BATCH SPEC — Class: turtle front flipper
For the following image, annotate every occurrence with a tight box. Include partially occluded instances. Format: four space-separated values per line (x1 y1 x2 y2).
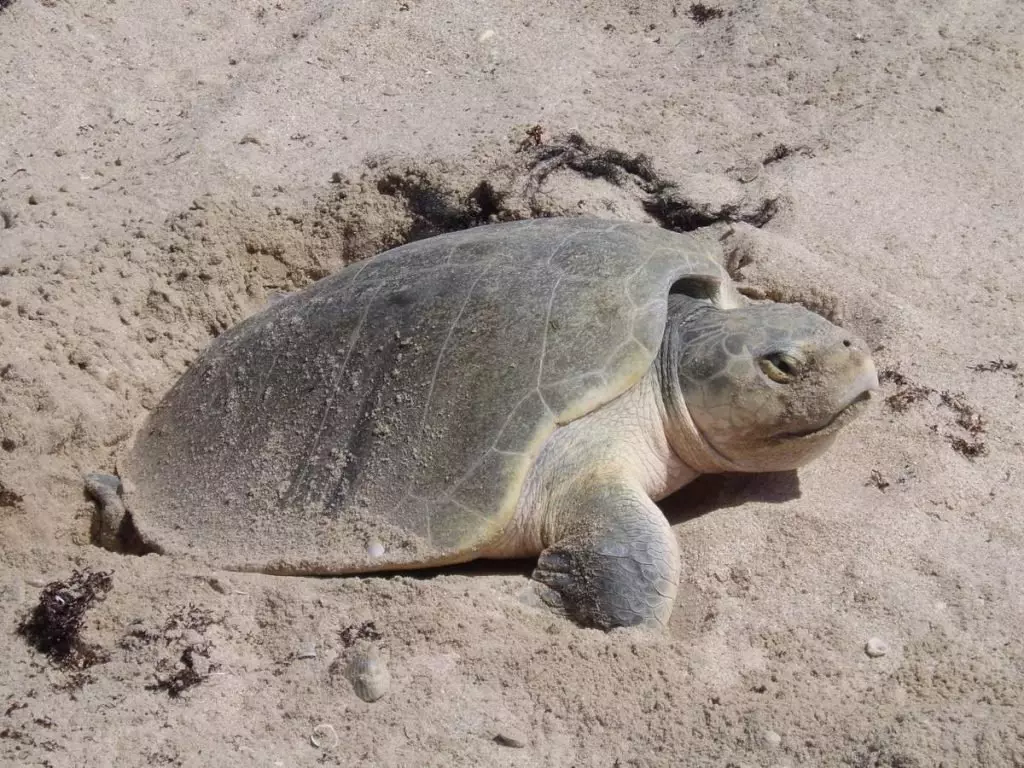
532 481 680 630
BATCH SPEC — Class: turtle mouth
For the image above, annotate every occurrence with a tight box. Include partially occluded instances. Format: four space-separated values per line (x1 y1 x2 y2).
779 389 876 440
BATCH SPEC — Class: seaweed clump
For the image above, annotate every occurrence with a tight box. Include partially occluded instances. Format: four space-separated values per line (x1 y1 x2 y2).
17 569 113 669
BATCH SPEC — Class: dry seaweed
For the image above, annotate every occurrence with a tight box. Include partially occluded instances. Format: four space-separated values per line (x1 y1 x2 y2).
688 3 724 25
17 570 112 669
145 646 215 699
339 620 382 648
879 369 988 459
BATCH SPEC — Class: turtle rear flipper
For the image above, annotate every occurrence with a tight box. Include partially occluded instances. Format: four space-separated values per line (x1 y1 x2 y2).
84 473 153 556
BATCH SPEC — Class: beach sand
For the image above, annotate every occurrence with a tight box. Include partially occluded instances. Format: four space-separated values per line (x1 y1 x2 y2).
1 1 1022 765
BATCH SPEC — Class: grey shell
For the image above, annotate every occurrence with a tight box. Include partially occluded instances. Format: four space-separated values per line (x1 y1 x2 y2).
119 218 737 572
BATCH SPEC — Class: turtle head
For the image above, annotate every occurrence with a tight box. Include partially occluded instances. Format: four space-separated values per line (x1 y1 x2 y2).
660 297 878 473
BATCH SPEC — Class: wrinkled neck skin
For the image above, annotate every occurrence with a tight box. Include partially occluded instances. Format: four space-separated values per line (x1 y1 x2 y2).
602 368 704 502
656 304 748 475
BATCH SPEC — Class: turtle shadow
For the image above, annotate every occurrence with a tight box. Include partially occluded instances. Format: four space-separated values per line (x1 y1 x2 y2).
395 471 802 581
660 470 802 526
394 557 539 580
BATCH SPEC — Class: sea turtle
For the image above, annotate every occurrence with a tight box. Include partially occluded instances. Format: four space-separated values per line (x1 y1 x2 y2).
88 217 878 629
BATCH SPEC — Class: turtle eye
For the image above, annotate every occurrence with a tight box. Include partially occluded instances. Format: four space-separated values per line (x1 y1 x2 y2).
759 352 801 383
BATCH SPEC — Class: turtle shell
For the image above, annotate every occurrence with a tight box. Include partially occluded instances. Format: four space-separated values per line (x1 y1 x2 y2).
119 218 737 572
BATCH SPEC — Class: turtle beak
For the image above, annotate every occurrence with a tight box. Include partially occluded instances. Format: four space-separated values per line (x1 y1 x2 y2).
840 354 880 410
776 348 878 441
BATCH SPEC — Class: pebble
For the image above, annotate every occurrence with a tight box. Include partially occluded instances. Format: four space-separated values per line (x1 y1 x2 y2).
346 645 391 702
367 539 385 559
205 576 233 594
186 651 212 677
181 629 204 647
763 729 782 748
295 643 317 660
310 723 338 749
865 637 889 658
493 730 527 748
735 161 763 184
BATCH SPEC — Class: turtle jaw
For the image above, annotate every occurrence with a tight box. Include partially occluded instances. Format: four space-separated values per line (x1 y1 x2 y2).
778 388 875 441
776 363 880 441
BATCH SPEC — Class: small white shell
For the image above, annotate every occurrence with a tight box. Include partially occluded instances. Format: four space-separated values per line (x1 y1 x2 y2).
366 539 385 559
310 723 338 749
346 646 391 702
865 637 890 658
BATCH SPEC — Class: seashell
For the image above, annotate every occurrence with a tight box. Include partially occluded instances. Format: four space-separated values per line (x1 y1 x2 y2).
734 161 763 184
345 645 391 702
310 723 337 749
295 643 317 660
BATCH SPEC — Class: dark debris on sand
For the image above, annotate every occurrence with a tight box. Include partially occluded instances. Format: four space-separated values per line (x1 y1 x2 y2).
17 569 113 670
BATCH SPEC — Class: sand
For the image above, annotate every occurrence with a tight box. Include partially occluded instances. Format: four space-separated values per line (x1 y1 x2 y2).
2 0 1023 765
